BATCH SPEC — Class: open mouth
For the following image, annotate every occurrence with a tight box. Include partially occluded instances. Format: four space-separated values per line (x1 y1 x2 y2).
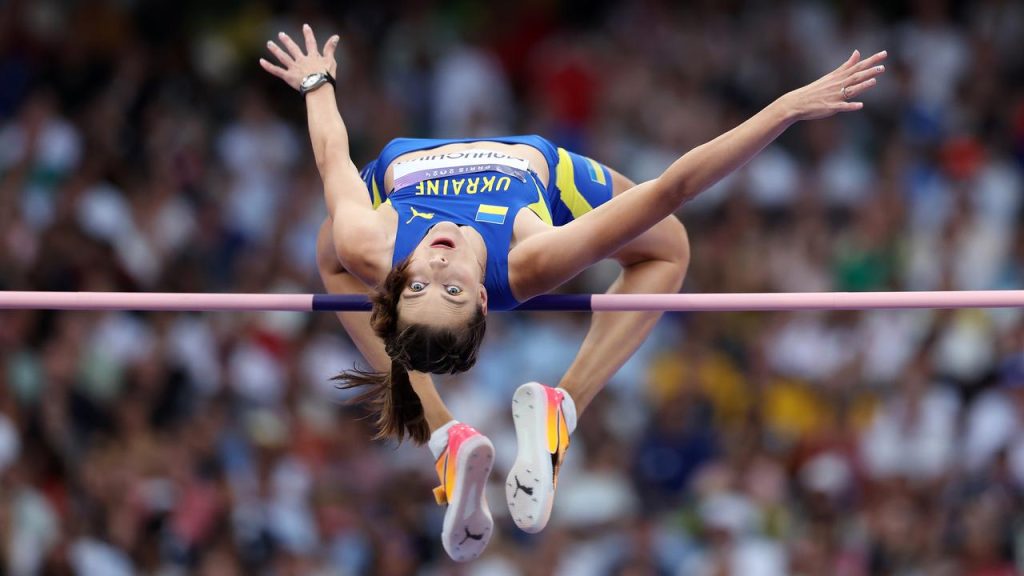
430 237 455 249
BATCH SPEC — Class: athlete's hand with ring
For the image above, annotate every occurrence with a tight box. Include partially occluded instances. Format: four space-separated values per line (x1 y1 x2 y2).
260 24 339 92
777 49 887 122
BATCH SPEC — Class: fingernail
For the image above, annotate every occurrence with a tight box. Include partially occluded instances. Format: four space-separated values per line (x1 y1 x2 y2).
304 23 310 29
279 31 285 37
877 65 884 72
881 50 888 56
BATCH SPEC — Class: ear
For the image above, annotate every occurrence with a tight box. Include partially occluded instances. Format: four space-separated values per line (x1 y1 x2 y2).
479 284 488 316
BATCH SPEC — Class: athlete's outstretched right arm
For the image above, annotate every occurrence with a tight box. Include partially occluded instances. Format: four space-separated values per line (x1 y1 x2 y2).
262 25 385 281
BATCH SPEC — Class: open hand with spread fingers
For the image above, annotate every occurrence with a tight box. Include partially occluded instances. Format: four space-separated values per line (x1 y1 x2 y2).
260 24 340 94
778 50 887 122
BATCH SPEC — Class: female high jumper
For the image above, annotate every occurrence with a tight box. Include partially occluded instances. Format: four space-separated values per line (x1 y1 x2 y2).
260 24 886 561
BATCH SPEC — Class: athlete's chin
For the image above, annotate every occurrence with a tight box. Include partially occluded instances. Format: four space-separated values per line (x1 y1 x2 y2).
431 221 460 235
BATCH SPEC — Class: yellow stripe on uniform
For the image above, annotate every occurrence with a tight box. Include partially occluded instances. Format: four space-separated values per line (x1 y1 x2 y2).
586 157 607 185
527 177 553 225
371 178 383 208
556 147 594 219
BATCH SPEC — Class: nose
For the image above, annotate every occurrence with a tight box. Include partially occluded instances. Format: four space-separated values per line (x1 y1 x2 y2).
429 255 448 268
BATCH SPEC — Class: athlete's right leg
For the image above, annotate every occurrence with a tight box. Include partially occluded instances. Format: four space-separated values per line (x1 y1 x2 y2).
317 219 494 560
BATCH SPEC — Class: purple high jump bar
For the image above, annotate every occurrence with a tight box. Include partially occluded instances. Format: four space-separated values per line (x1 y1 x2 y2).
2 290 1024 312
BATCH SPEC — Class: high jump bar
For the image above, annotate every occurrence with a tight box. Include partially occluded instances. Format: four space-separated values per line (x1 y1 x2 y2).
1 290 1024 312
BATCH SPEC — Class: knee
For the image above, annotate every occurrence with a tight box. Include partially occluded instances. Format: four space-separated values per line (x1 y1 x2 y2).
660 218 690 289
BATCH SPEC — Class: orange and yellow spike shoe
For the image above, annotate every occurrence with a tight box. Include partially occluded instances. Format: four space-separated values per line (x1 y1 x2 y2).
505 382 572 533
432 423 495 562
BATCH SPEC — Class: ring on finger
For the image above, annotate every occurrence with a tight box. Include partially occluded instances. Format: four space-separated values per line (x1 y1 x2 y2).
841 85 849 100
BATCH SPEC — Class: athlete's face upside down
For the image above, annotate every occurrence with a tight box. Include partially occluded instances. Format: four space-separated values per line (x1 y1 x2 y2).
399 221 488 327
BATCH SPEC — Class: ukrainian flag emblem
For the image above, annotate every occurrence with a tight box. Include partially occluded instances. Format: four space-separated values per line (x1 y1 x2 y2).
475 204 509 225
584 157 607 185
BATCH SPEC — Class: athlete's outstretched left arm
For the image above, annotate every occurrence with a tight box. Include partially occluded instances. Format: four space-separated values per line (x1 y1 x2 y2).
557 170 689 414
513 49 887 295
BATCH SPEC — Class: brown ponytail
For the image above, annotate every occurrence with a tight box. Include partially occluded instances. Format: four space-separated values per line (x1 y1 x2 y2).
334 257 487 444
333 360 429 444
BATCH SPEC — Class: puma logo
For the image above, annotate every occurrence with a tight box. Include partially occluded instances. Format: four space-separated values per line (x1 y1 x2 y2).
405 207 435 224
512 475 533 498
459 526 485 545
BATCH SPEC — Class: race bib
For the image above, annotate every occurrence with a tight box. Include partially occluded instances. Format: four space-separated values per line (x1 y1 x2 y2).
393 149 530 190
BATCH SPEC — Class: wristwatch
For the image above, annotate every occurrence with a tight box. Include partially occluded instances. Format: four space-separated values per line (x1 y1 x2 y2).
299 71 336 96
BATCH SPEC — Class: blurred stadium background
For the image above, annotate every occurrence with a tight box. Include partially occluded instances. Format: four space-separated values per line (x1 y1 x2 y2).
2 0 1024 574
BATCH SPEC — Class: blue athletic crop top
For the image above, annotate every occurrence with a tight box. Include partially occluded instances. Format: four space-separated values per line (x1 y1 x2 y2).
359 135 612 310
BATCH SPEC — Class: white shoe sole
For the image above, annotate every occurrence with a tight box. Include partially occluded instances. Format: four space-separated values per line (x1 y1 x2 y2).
441 434 495 562
506 382 556 534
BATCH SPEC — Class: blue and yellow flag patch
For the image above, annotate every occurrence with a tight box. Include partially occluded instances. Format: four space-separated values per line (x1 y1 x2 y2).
475 204 508 224
584 157 607 185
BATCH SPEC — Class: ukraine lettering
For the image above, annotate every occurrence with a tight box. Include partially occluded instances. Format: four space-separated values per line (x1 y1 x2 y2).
414 176 512 196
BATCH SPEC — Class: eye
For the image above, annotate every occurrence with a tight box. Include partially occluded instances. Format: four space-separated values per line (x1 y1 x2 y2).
446 285 463 296
410 281 426 292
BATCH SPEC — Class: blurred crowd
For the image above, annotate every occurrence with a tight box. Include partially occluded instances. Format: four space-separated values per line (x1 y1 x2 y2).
2 0 1024 574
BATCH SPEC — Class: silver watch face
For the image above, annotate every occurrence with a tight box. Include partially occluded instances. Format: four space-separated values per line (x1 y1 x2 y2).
301 74 323 89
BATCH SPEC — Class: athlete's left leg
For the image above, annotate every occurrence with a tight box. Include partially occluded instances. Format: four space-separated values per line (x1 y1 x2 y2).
506 166 689 533
558 212 689 412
